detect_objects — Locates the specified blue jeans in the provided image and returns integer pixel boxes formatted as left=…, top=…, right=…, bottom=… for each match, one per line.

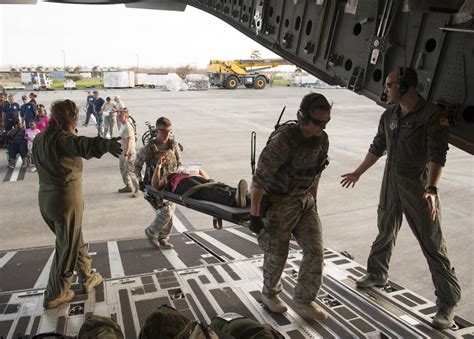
left=8, top=142, right=28, bottom=161
left=95, top=112, right=104, bottom=136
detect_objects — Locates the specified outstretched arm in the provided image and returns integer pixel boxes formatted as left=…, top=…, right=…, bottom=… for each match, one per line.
left=340, top=152, right=379, bottom=188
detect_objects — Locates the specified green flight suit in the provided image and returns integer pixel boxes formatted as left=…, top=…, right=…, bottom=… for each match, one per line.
left=367, top=96, right=461, bottom=308
left=33, top=126, right=113, bottom=300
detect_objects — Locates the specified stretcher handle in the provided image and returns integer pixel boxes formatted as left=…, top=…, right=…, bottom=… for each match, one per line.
left=251, top=131, right=256, bottom=176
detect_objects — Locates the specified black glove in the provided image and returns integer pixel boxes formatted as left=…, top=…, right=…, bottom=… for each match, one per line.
left=249, top=215, right=265, bottom=234
left=139, top=181, right=146, bottom=192
left=107, top=137, right=122, bottom=158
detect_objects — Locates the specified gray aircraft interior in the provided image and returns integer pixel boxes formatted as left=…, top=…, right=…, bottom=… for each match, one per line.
left=0, top=0, right=473, bottom=338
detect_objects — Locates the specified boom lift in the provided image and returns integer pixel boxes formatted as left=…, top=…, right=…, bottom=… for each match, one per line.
left=207, top=58, right=291, bottom=89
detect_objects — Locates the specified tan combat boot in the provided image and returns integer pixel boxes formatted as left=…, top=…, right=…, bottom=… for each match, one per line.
left=43, top=290, right=75, bottom=309
left=158, top=238, right=175, bottom=249
left=261, top=294, right=288, bottom=313
left=432, top=306, right=455, bottom=329
left=293, top=300, right=329, bottom=320
left=83, top=272, right=104, bottom=293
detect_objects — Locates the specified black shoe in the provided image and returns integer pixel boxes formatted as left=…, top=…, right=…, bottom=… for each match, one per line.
left=118, top=186, right=133, bottom=193
left=356, top=274, right=387, bottom=288
left=432, top=306, right=455, bottom=329
left=235, top=179, right=248, bottom=208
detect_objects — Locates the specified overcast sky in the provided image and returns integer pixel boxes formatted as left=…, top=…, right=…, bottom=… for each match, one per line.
left=0, top=1, right=281, bottom=69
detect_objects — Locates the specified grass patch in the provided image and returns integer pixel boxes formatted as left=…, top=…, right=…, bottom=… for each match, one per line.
left=271, top=79, right=291, bottom=86
left=52, top=78, right=103, bottom=89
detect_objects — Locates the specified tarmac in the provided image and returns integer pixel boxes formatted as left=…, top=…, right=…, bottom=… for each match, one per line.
left=0, top=86, right=472, bottom=320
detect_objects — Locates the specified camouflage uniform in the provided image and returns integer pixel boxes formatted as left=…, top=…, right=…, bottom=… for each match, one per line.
left=366, top=97, right=461, bottom=308
left=134, top=137, right=180, bottom=241
left=252, top=123, right=329, bottom=304
left=78, top=315, right=124, bottom=339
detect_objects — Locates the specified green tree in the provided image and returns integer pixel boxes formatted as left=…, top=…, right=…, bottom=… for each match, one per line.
left=250, top=49, right=262, bottom=60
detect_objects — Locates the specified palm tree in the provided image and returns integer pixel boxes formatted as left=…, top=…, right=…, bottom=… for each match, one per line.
left=250, top=49, right=262, bottom=60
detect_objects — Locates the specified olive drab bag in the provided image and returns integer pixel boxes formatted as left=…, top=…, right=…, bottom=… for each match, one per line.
left=78, top=315, right=124, bottom=339
left=139, top=304, right=216, bottom=339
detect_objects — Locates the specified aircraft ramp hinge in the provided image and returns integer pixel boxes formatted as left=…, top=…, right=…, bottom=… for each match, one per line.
left=254, top=0, right=265, bottom=35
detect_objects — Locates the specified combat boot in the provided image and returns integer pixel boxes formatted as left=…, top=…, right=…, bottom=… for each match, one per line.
left=261, top=294, right=287, bottom=313
left=145, top=228, right=161, bottom=249
left=159, top=238, right=175, bottom=250
left=83, top=272, right=104, bottom=293
left=118, top=186, right=133, bottom=193
left=432, top=306, right=455, bottom=329
left=234, top=179, right=248, bottom=207
left=356, top=274, right=387, bottom=288
left=43, top=290, right=75, bottom=310
left=294, top=300, right=329, bottom=320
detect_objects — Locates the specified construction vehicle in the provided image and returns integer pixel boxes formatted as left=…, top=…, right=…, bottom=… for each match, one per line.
left=207, top=58, right=291, bottom=89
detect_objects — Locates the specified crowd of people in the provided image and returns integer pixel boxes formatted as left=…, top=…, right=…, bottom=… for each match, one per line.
left=0, top=66, right=462, bottom=334
left=1, top=92, right=48, bottom=170
left=83, top=90, right=125, bottom=138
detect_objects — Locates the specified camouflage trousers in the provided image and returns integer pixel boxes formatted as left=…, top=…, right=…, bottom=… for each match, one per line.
left=146, top=202, right=176, bottom=241
left=258, top=194, right=323, bottom=304
left=119, top=154, right=138, bottom=192
left=104, top=113, right=116, bottom=138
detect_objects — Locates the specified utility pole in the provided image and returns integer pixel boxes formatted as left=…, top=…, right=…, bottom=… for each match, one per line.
left=61, top=50, right=66, bottom=70
left=136, top=54, right=139, bottom=72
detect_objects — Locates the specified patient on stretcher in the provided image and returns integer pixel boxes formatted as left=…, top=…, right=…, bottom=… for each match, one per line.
left=152, top=160, right=249, bottom=208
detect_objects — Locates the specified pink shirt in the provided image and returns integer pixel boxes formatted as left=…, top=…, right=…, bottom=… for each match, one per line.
left=169, top=173, right=192, bottom=192
left=36, top=116, right=49, bottom=132
left=25, top=128, right=40, bottom=151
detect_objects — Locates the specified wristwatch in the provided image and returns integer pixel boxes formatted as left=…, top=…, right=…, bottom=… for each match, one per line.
left=425, top=185, right=438, bottom=195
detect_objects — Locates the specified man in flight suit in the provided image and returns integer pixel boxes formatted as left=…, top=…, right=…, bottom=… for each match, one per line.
left=340, top=67, right=461, bottom=329
left=134, top=117, right=180, bottom=249
left=250, top=93, right=331, bottom=321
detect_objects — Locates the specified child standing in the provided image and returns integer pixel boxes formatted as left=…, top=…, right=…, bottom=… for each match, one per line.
left=25, top=121, right=41, bottom=172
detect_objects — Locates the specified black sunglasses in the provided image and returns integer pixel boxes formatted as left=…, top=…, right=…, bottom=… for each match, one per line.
left=309, top=116, right=330, bottom=127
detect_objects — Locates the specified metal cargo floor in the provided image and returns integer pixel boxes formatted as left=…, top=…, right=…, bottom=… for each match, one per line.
left=0, top=226, right=473, bottom=338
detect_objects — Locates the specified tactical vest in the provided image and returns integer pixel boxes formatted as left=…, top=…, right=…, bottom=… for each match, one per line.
left=267, top=122, right=329, bottom=196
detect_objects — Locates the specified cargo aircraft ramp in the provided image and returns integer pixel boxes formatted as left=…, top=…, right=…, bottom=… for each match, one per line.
left=1, top=225, right=473, bottom=338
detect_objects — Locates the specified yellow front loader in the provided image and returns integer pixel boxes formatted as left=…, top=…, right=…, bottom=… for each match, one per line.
left=207, top=58, right=290, bottom=89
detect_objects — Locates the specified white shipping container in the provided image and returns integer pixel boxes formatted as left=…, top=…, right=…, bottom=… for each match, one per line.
left=135, top=73, right=148, bottom=87
left=146, top=73, right=168, bottom=88
left=103, top=71, right=135, bottom=88
left=21, top=72, right=32, bottom=84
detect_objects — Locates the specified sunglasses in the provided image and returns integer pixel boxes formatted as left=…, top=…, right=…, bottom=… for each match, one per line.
left=309, top=116, right=330, bottom=128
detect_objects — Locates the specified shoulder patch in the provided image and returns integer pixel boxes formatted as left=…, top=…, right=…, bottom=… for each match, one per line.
left=440, top=118, right=449, bottom=127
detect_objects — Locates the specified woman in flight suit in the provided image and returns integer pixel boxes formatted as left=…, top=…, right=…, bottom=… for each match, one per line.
left=33, top=99, right=122, bottom=309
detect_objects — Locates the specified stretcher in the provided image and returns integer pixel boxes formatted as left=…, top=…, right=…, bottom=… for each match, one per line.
left=144, top=185, right=251, bottom=228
